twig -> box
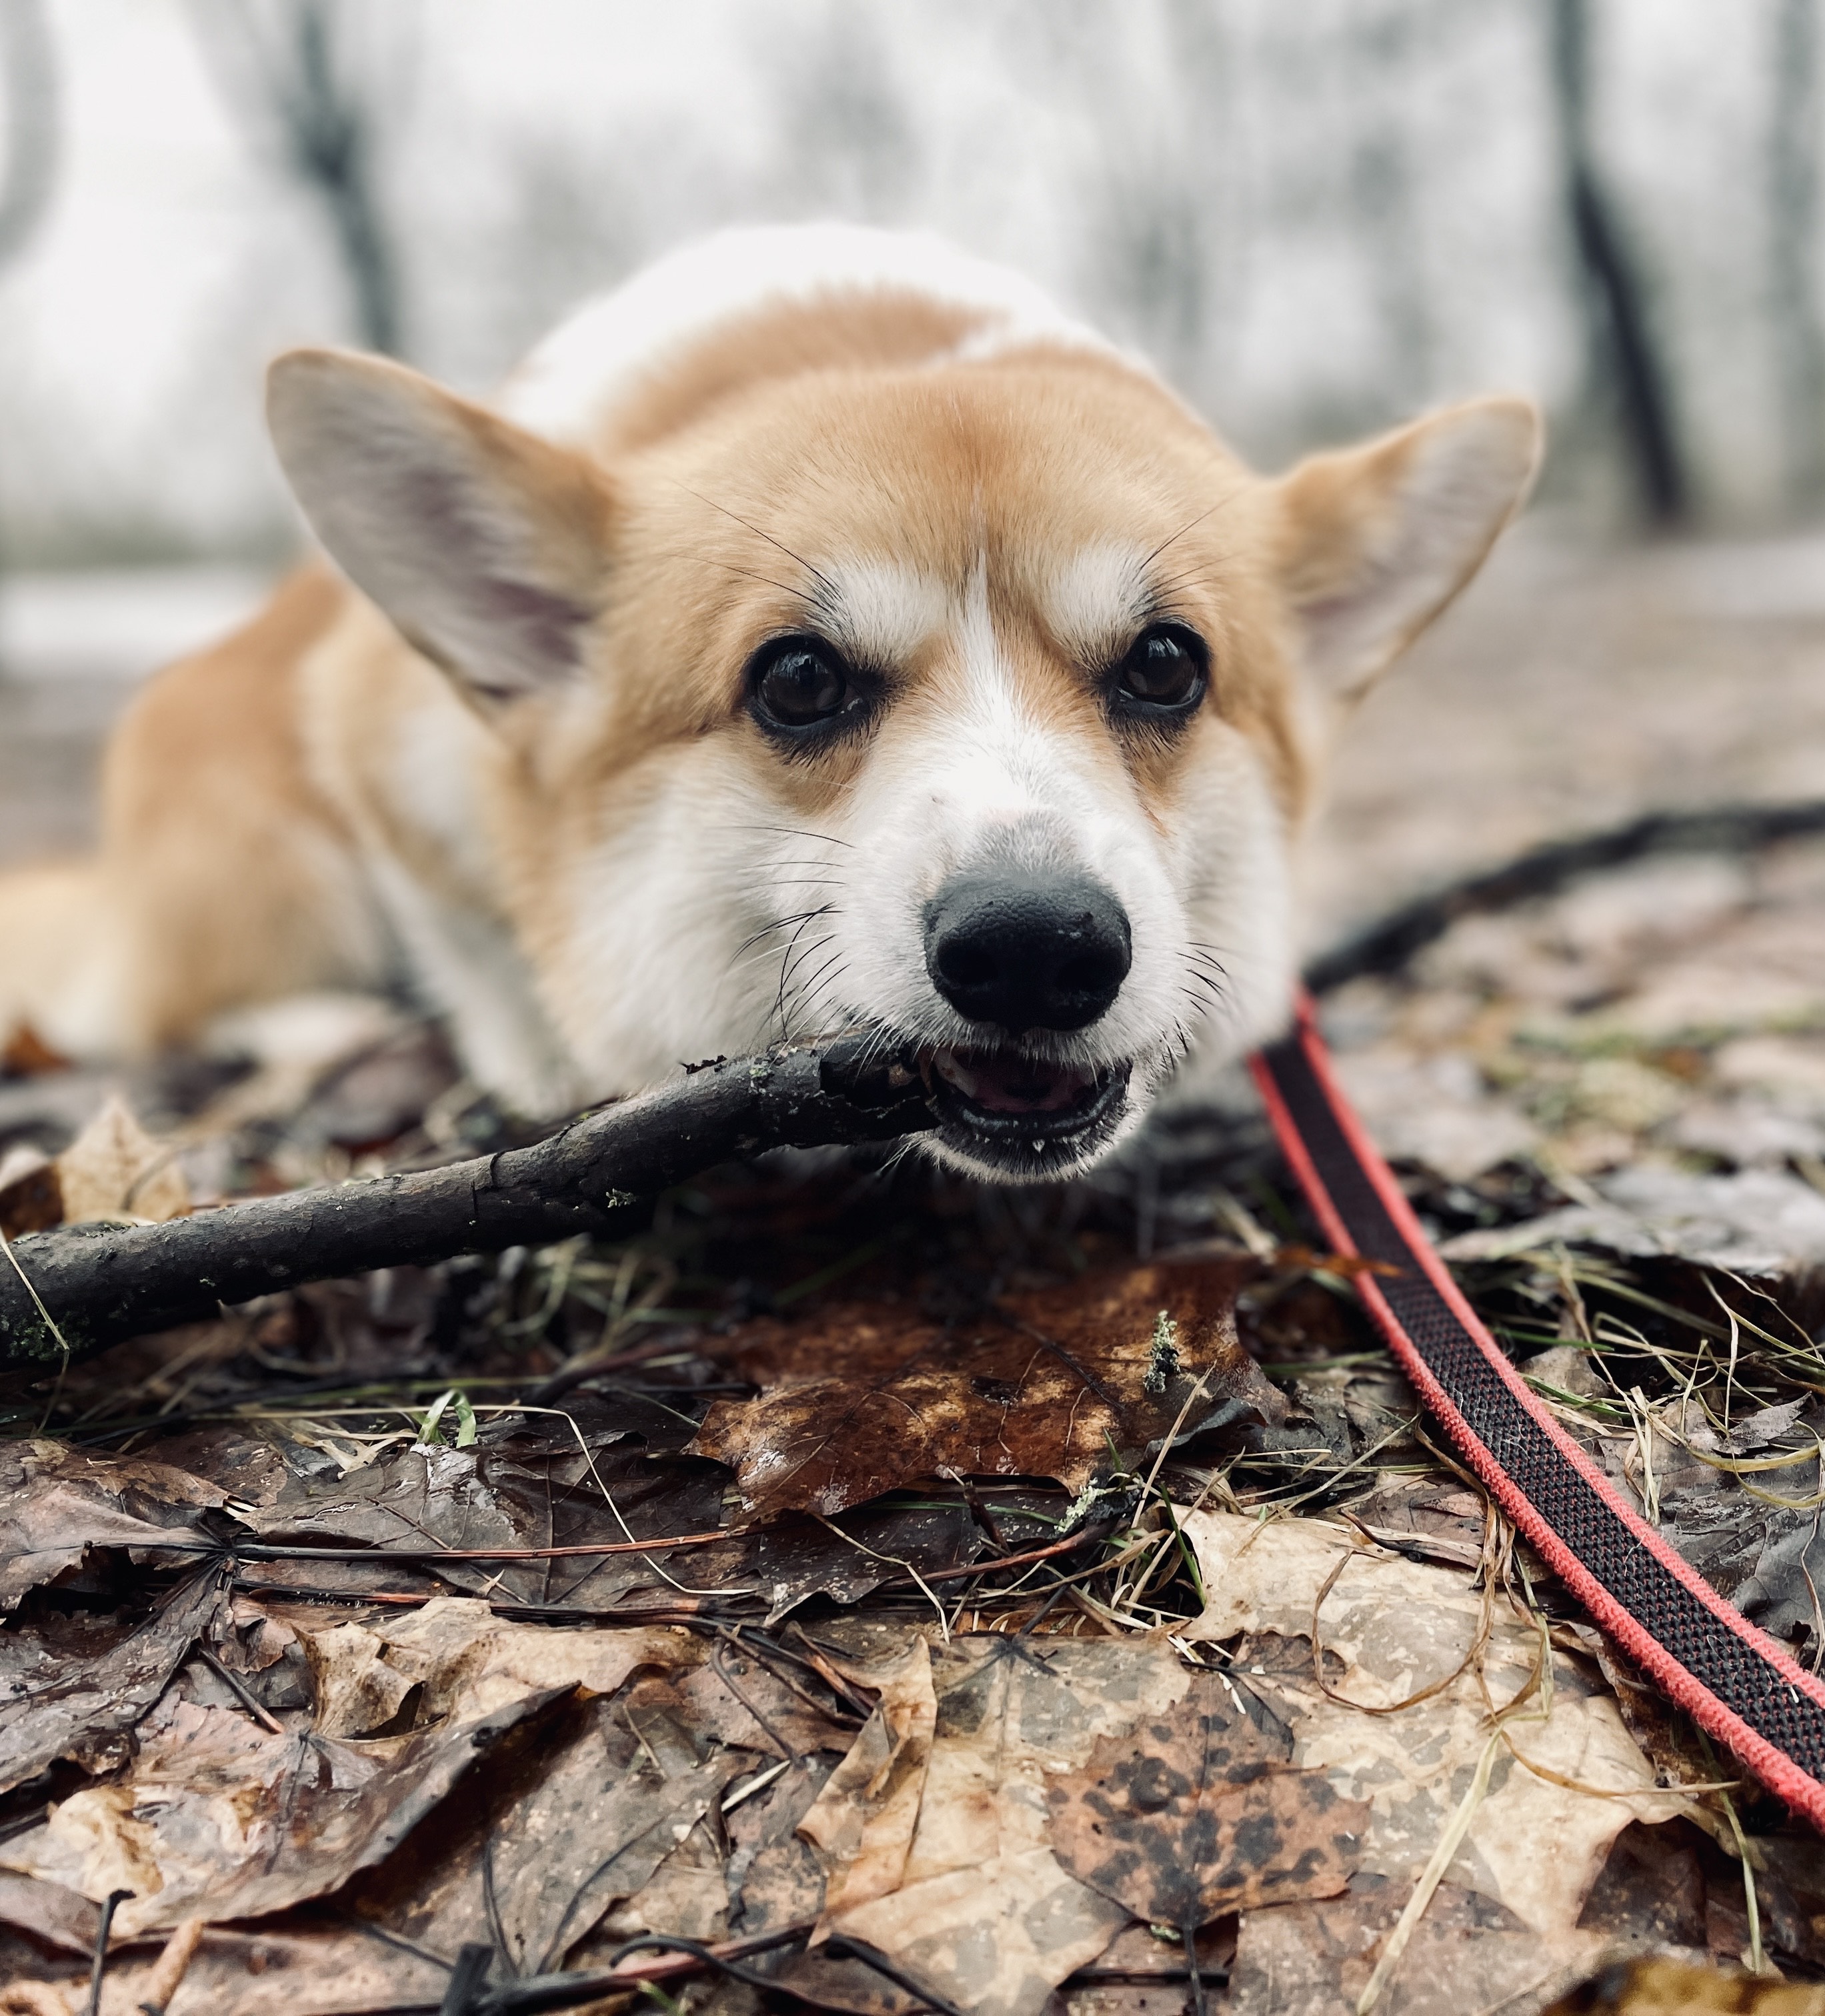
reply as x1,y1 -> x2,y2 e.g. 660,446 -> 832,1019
193,1641 -> 285,1735
0,1036 -> 932,1371
137,1918 -> 206,2016
84,1888 -> 132,2016
823,1933 -> 974,2016
152,1533 -> 732,1564
711,1632 -> 801,1760
460,1923 -> 816,2015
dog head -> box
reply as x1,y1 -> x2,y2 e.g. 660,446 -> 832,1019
269,336 -> 1538,1179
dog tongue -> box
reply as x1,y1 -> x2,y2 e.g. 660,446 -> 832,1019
934,1051 -> 1092,1113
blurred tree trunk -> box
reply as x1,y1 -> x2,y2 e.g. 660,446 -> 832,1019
0,0 -> 56,271
0,0 -> 59,680
1347,3 -> 1434,420
1549,0 -> 1687,523
191,0 -> 405,357
1768,0 -> 1825,508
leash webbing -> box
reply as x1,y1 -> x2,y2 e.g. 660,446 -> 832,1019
1251,995 -> 1825,1829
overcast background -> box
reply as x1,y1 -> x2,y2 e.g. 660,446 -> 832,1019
1,0 -> 1822,569
5,0 -> 1825,936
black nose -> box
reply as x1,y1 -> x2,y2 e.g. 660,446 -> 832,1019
924,871 -> 1132,1033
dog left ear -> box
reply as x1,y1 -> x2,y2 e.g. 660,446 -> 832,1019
267,348 -> 614,706
1270,395 -> 1542,699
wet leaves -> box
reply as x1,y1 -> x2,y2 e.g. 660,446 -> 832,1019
693,1259 -> 1277,1520
1047,1673 -> 1368,1925
51,1093 -> 189,1225
7,840 -> 1825,2010
0,1439 -> 231,1608
0,1569 -> 225,1795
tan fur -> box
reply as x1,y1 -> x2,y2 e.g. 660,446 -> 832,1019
1,229 -> 1539,1151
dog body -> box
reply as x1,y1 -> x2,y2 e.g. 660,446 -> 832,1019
0,225 -> 1539,1178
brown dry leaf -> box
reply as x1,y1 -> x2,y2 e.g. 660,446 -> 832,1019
0,1871 -> 100,1962
53,1093 -> 189,1225
0,1439 -> 230,1609
834,1849 -> 1130,2016
693,1258 -> 1274,1520
81,1921 -> 449,2015
1,1023 -> 70,1078
301,1595 -> 695,1733
1540,1957 -> 1825,2013
1229,1875 -> 1615,2016
675,1641 -> 859,1758
354,1676 -> 751,1975
7,1599 -> 696,1935
0,1571 -> 225,1796
815,1637 -> 1196,2016
1181,1512 -> 1692,1943
799,1633 -> 937,1921
1046,1671 -> 1367,1925
248,1434 -> 731,1609
0,1151 -> 60,1236
12,1689 -> 557,1939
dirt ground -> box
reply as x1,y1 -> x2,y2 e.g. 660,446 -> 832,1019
5,520 -> 1825,946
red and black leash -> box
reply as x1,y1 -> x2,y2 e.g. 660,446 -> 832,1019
1252,993 -> 1825,1830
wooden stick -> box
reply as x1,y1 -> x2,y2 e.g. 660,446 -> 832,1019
0,1037 -> 932,1373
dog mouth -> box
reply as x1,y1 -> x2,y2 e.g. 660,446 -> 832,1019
922,1046 -> 1133,1175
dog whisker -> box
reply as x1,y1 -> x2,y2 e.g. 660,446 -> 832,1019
672,482 -> 843,605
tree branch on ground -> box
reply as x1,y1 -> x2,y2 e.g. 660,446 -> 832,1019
0,1039 -> 934,1375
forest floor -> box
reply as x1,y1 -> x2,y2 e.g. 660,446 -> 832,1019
2,527 -> 1825,2015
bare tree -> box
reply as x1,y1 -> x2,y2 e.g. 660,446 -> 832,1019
1025,0 -> 1232,405
1768,0 -> 1825,507
0,0 -> 57,274
190,0 -> 408,357
1343,3 -> 1436,421
1548,0 -> 1687,522
0,0 -> 58,678
765,5 -> 920,222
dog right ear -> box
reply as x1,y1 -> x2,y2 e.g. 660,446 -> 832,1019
267,349 -> 614,707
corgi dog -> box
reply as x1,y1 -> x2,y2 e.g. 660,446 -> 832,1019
0,225 -> 1538,1181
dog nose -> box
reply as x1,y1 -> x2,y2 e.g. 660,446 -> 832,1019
924,871 -> 1132,1033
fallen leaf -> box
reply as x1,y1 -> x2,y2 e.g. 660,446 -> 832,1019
79,1917 -> 449,2015
799,1634 -> 936,1922
0,1571 -> 224,1795
829,1847 -> 1128,2016
0,1151 -> 59,1236
1047,1671 -> 1367,1925
1538,1957 -> 1825,2013
0,1439 -> 229,1609
1442,1165 -> 1825,1275
1181,1511 -> 1692,1939
810,1636 -> 1197,2016
1,1023 -> 70,1079
725,1753 -> 839,1935
1229,1873 -> 1614,2016
6,1600 -> 696,1935
249,1434 -> 731,1609
675,1641 -> 860,1759
0,1871 -> 99,1960
1576,1819 -> 1708,1950
693,1259 -> 1273,1521
53,1093 -> 189,1225
352,1675 -> 751,1974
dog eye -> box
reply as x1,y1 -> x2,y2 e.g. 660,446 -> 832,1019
748,636 -> 853,731
1114,625 -> 1207,713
